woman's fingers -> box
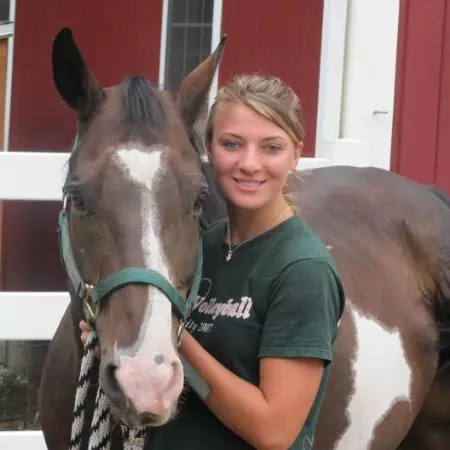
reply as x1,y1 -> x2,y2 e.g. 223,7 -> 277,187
79,320 -> 101,359
79,320 -> 91,332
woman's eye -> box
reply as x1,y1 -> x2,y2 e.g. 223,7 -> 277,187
222,140 -> 240,150
265,144 -> 281,153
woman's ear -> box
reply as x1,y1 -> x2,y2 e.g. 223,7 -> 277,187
292,141 -> 304,170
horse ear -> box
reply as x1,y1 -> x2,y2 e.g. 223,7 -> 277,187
52,27 -> 104,122
176,34 -> 227,128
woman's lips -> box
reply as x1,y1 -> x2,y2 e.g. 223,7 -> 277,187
233,178 -> 266,192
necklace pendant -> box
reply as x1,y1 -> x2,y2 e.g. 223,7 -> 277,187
226,250 -> 232,262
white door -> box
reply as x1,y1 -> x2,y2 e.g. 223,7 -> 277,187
316,0 -> 400,170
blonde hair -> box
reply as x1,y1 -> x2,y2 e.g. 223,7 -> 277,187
206,74 -> 305,147
205,74 -> 305,211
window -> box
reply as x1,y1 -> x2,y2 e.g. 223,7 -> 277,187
164,0 -> 214,90
0,341 -> 46,430
0,0 -> 9,23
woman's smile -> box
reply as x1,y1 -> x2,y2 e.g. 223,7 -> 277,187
233,178 -> 267,192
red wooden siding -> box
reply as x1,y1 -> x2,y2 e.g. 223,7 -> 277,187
392,0 -> 450,194
219,0 -> 324,157
1,0 -> 163,291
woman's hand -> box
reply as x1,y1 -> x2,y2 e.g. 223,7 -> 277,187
79,320 -> 101,358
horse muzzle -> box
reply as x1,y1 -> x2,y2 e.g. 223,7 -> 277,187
99,345 -> 184,425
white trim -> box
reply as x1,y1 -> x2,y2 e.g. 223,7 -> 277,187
0,22 -> 13,38
9,0 -> 16,22
0,292 -> 68,340
0,431 -> 47,450
0,152 -> 69,200
315,0 -> 349,158
297,157 -> 330,170
3,32 -> 14,151
2,0 -> 16,151
158,0 -> 169,88
208,0 -> 223,110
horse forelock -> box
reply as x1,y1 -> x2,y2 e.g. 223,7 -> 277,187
120,76 -> 168,130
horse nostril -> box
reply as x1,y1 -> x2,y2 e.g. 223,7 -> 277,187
104,362 -> 121,394
106,361 -> 117,377
139,412 -> 159,426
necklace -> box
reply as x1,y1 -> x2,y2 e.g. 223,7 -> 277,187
225,207 -> 292,262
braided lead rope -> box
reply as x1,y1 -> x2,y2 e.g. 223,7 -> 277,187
88,381 -> 112,450
70,330 -> 148,450
69,331 -> 99,450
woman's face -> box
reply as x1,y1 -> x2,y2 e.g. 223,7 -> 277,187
208,102 -> 302,212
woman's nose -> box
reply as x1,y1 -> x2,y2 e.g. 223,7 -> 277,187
238,147 -> 261,172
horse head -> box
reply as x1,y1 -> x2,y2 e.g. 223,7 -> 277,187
52,27 -> 226,427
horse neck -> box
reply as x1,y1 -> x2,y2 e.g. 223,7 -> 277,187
199,162 -> 227,227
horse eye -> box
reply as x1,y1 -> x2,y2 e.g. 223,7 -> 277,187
192,190 -> 208,218
70,190 -> 87,214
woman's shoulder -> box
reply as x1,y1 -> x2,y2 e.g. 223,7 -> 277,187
262,215 -> 337,268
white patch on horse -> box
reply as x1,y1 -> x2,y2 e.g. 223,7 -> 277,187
113,146 -> 183,415
333,301 -> 412,449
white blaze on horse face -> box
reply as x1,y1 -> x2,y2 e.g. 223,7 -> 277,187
333,301 -> 412,449
113,145 -> 184,416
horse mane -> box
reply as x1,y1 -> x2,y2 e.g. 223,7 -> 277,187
120,76 -> 168,129
396,216 -> 450,372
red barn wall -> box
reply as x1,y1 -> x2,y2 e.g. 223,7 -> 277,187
392,0 -> 450,194
1,0 -> 163,290
1,0 -> 326,291
219,0 -> 324,157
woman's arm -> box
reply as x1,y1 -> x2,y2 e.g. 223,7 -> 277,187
179,331 -> 324,450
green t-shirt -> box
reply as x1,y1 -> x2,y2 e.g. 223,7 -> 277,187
146,215 -> 345,449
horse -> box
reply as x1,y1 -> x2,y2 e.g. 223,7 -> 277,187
39,27 -> 226,449
39,28 -> 450,449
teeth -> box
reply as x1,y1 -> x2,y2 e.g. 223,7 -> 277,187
238,181 -> 260,186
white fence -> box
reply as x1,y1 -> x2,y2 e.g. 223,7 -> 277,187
0,151 -> 330,449
0,152 -> 69,450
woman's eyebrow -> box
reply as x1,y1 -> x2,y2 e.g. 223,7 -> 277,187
261,136 -> 287,142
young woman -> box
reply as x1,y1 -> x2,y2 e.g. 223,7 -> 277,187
81,74 -> 345,449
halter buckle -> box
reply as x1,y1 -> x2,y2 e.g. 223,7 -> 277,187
176,320 -> 185,347
83,284 -> 99,321
62,195 -> 69,213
